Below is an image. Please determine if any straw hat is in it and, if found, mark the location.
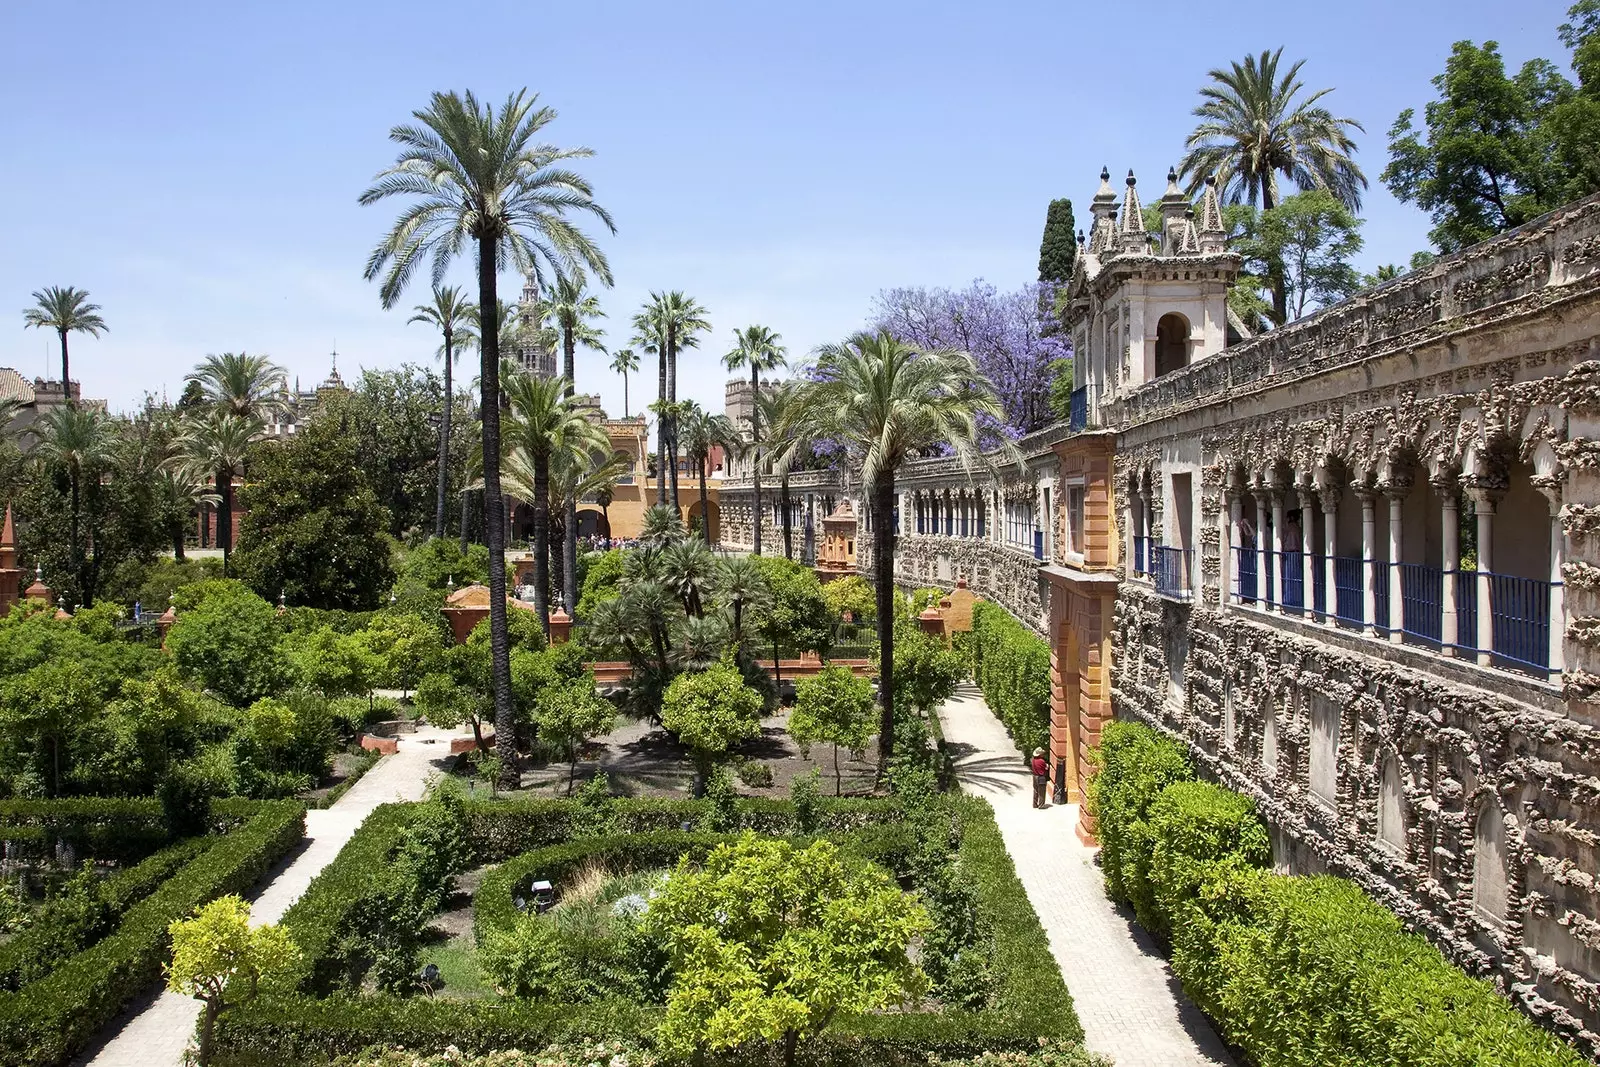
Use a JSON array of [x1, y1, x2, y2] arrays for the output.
[[1032, 748, 1044, 757]]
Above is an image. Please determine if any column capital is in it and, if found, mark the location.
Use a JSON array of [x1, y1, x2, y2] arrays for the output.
[[1465, 484, 1504, 510], [1352, 484, 1381, 506], [1378, 473, 1414, 498], [1318, 485, 1342, 513], [1531, 474, 1564, 509]]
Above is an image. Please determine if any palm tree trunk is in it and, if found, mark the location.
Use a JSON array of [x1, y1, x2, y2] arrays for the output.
[[434, 335, 453, 539], [699, 460, 710, 544], [657, 345, 669, 513], [69, 469, 81, 598], [477, 241, 517, 791], [622, 371, 629, 419], [459, 488, 470, 554], [1261, 185, 1290, 327], [562, 332, 579, 614], [781, 474, 793, 560], [533, 454, 551, 634], [667, 331, 680, 512], [57, 330, 70, 406], [217, 470, 233, 576], [872, 475, 897, 774], [751, 365, 763, 556]]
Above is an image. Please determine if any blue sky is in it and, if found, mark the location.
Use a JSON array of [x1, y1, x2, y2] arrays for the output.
[[0, 0, 1576, 417]]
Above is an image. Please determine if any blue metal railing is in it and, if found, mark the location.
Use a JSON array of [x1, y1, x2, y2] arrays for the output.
[[1134, 536, 1151, 577], [1152, 546, 1192, 600], [1398, 563, 1443, 646], [1312, 553, 1328, 616], [1235, 546, 1259, 603], [1455, 571, 1479, 654], [1033, 528, 1045, 561], [1374, 562, 1391, 635], [1069, 386, 1088, 432], [1333, 556, 1364, 628], [1488, 572, 1553, 670], [1282, 550, 1306, 612]]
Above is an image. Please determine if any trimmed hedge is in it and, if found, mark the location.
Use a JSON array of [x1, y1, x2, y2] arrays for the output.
[[0, 798, 171, 864], [1092, 720, 1585, 1067], [219, 796, 1080, 1066], [1087, 720, 1196, 936], [970, 601, 1051, 755], [0, 835, 211, 991], [0, 799, 305, 1067]]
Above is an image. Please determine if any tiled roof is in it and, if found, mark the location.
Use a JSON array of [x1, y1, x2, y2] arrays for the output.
[[0, 370, 35, 405]]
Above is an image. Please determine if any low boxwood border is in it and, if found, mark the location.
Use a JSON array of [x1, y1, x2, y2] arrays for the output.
[[219, 795, 1080, 1065], [0, 799, 306, 1067]]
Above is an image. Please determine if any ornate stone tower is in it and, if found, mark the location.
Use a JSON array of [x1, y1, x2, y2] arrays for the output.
[[1062, 167, 1241, 425]]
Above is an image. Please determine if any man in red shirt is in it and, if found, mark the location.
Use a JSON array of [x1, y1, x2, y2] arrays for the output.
[[1030, 747, 1049, 809]]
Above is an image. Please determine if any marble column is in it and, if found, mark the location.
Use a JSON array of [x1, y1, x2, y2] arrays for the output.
[[1357, 486, 1378, 636], [1320, 485, 1340, 627]]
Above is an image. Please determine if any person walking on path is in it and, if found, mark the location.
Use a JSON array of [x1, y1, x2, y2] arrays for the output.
[[1030, 747, 1049, 808]]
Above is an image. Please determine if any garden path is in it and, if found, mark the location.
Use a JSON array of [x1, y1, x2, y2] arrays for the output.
[[936, 686, 1235, 1067], [75, 725, 465, 1067]]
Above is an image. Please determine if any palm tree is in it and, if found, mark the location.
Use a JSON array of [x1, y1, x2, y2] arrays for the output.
[[502, 370, 608, 630], [23, 288, 107, 405], [679, 401, 737, 545], [409, 286, 478, 539], [34, 405, 113, 602], [609, 348, 640, 418], [176, 410, 256, 576], [633, 292, 710, 513], [186, 352, 288, 422], [1178, 48, 1365, 325], [538, 271, 608, 616], [361, 89, 614, 788], [797, 330, 1008, 772], [711, 554, 771, 645], [753, 380, 807, 561], [511, 434, 625, 610], [723, 325, 787, 554]]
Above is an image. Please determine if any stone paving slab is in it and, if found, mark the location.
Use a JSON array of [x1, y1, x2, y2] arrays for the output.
[[937, 686, 1235, 1067], [75, 727, 463, 1067]]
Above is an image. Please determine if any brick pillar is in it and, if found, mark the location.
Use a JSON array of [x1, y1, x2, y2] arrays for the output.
[[1047, 587, 1075, 805], [1075, 591, 1113, 846], [0, 505, 19, 619]]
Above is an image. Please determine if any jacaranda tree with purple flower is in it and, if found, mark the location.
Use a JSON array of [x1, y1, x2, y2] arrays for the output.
[[868, 280, 1068, 437]]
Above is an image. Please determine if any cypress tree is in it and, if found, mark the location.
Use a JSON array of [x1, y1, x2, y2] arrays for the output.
[[1037, 199, 1077, 285]]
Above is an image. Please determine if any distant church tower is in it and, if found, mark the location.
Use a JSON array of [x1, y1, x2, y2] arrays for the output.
[[512, 277, 558, 378], [1061, 167, 1241, 426]]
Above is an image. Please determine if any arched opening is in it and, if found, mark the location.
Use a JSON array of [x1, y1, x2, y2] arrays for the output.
[[685, 499, 721, 542], [1378, 754, 1406, 855], [576, 508, 610, 540], [1155, 313, 1191, 378], [1474, 797, 1510, 923]]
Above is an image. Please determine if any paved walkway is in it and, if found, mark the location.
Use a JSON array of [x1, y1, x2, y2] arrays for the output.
[[937, 686, 1234, 1067], [76, 726, 464, 1067]]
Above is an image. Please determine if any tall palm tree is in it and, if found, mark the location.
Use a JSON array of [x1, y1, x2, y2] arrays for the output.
[[514, 435, 626, 612], [23, 287, 107, 404], [176, 410, 257, 576], [754, 380, 805, 560], [797, 330, 1008, 773], [679, 401, 737, 544], [609, 347, 640, 418], [633, 292, 710, 513], [186, 352, 288, 422], [1178, 48, 1365, 325], [502, 370, 608, 631], [723, 325, 787, 556], [628, 320, 665, 505], [539, 271, 608, 615], [361, 89, 614, 788], [409, 286, 478, 540], [34, 405, 114, 602]]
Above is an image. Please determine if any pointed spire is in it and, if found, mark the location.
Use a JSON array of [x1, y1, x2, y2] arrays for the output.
[[1087, 167, 1120, 256], [1119, 170, 1145, 235], [1197, 174, 1227, 253], [1093, 166, 1117, 205], [1179, 208, 1201, 254], [1157, 166, 1191, 255], [0, 506, 14, 570]]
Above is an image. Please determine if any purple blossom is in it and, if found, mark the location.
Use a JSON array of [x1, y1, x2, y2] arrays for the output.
[[868, 279, 1069, 436]]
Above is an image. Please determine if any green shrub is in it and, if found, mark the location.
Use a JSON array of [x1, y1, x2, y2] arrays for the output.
[[0, 798, 172, 864], [0, 800, 304, 1067], [1145, 780, 1270, 940], [1174, 869, 1586, 1067], [735, 761, 773, 789], [1086, 720, 1193, 928], [969, 602, 1051, 756], [0, 837, 209, 992]]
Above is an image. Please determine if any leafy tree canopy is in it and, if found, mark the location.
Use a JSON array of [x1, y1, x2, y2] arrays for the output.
[[1234, 190, 1364, 320], [660, 660, 763, 770], [1384, 4, 1600, 251], [233, 400, 397, 610], [1037, 198, 1078, 285], [167, 895, 298, 1067], [644, 834, 930, 1064], [166, 581, 284, 708]]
